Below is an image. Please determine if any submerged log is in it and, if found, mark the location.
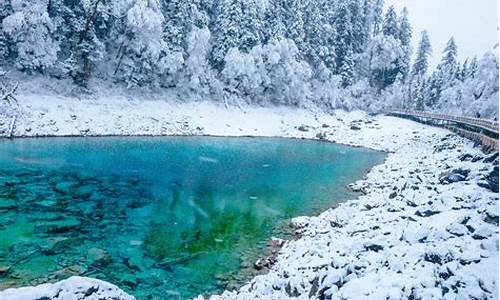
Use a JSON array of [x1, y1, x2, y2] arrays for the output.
[[157, 252, 206, 269]]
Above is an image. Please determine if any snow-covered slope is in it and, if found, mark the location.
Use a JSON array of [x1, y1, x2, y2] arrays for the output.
[[0, 95, 498, 300]]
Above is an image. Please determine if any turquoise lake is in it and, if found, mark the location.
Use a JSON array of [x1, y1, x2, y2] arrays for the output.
[[0, 136, 385, 299]]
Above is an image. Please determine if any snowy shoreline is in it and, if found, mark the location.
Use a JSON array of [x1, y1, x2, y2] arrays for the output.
[[0, 95, 498, 300]]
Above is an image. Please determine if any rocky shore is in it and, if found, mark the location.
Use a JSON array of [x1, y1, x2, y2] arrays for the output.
[[205, 129, 499, 300], [0, 95, 498, 299]]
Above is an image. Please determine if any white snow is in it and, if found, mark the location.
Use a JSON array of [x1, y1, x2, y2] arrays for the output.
[[0, 93, 498, 300], [0, 276, 135, 300]]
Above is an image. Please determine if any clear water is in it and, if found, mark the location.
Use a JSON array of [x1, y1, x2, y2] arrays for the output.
[[0, 136, 385, 299]]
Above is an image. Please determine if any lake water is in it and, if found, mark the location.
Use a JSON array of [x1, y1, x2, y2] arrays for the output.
[[0, 136, 385, 299]]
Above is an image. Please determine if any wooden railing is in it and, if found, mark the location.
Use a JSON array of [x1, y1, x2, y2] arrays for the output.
[[386, 110, 499, 151]]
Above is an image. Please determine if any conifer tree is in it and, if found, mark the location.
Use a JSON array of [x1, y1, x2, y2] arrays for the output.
[[284, 0, 306, 53], [361, 0, 373, 39], [163, 0, 193, 54], [371, 0, 384, 35], [211, 0, 243, 69], [303, 0, 335, 68], [340, 46, 355, 87], [467, 56, 478, 78], [382, 5, 398, 38], [333, 0, 353, 80], [264, 0, 286, 42], [349, 0, 366, 54], [398, 7, 412, 80], [411, 30, 432, 77], [430, 37, 459, 108], [239, 0, 263, 53], [437, 37, 459, 80], [66, 0, 110, 86]]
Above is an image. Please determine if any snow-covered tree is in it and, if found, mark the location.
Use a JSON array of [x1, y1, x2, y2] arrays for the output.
[[429, 37, 459, 108], [381, 73, 407, 109], [440, 52, 499, 118], [361, 0, 373, 39], [310, 62, 343, 109], [0, 0, 13, 62], [382, 5, 398, 38], [371, 0, 384, 36], [349, 0, 367, 54], [263, 39, 312, 106], [466, 56, 478, 78], [398, 7, 412, 80], [469, 52, 499, 118], [264, 0, 286, 42], [182, 26, 218, 97], [162, 0, 193, 54], [2, 0, 59, 71], [436, 37, 459, 84], [222, 38, 312, 106], [63, 0, 111, 86], [211, 0, 244, 69], [333, 0, 354, 84], [222, 45, 266, 100], [284, 0, 306, 53], [411, 30, 431, 77], [339, 46, 355, 87], [113, 0, 180, 87], [363, 34, 404, 90], [239, 0, 263, 53], [365, 4, 403, 87], [413, 76, 427, 110], [303, 0, 335, 69]]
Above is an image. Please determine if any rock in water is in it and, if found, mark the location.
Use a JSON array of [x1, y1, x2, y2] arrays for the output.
[[87, 248, 112, 266], [35, 217, 81, 234], [0, 276, 135, 300], [0, 265, 10, 276]]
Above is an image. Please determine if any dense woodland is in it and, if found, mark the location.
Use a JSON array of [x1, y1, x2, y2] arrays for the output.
[[0, 0, 498, 118]]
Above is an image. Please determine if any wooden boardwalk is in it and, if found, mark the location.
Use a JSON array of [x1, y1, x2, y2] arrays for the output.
[[387, 110, 499, 151]]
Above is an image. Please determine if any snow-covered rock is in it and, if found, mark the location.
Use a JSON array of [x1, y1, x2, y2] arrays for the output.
[[0, 276, 135, 300]]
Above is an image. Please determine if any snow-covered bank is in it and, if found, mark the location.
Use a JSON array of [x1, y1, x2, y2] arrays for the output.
[[0, 94, 498, 300]]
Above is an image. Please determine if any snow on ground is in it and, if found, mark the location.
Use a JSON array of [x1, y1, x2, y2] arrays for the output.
[[0, 93, 498, 300]]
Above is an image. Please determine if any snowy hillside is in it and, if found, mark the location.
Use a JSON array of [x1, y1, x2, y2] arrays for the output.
[[0, 0, 498, 117]]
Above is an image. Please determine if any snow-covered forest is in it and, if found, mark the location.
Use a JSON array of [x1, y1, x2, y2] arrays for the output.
[[0, 0, 498, 118]]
